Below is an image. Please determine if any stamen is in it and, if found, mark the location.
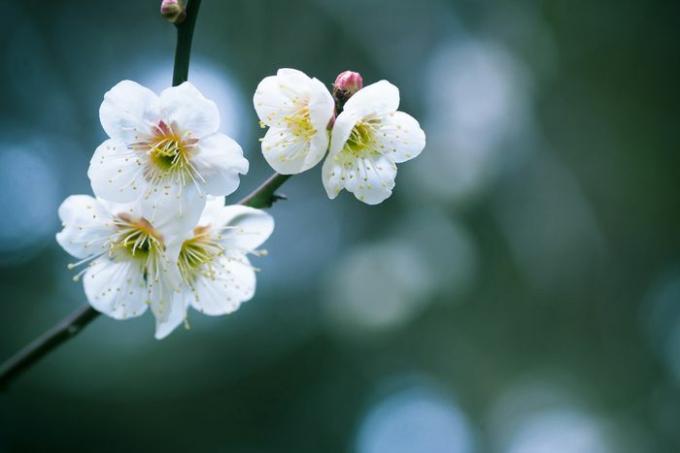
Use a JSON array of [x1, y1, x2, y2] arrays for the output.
[[132, 121, 204, 191], [283, 105, 315, 140]]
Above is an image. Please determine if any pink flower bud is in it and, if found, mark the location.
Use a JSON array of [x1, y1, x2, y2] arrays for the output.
[[332, 70, 364, 114], [333, 70, 363, 95], [160, 0, 186, 24]]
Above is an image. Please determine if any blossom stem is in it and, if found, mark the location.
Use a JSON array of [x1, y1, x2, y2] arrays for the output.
[[0, 305, 98, 389], [172, 0, 201, 86], [237, 173, 291, 208]]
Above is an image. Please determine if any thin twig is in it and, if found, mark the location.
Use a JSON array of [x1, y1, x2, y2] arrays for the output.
[[172, 0, 201, 86], [0, 305, 98, 389], [237, 173, 291, 208]]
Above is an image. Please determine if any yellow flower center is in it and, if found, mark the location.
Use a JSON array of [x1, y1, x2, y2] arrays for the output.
[[284, 106, 316, 140], [132, 120, 200, 186], [178, 225, 224, 284], [342, 118, 380, 158], [112, 213, 165, 261]]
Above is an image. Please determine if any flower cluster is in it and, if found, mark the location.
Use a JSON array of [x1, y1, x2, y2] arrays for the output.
[[57, 81, 272, 338], [254, 69, 426, 204], [57, 69, 426, 339]]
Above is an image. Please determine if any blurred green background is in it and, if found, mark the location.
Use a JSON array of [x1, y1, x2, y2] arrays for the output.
[[1, 0, 679, 451]]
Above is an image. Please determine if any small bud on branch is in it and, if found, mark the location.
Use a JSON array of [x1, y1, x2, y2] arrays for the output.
[[161, 0, 186, 24]]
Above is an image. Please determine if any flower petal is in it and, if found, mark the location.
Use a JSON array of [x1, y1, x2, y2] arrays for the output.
[[141, 183, 206, 240], [88, 139, 146, 203], [321, 153, 343, 200], [99, 80, 159, 144], [159, 82, 220, 138], [308, 77, 335, 133], [83, 259, 148, 320], [343, 80, 400, 117], [328, 109, 361, 155], [324, 154, 397, 205], [253, 75, 298, 128], [153, 295, 187, 340], [276, 68, 313, 93], [338, 154, 397, 205], [261, 127, 326, 174], [193, 133, 249, 196], [148, 263, 186, 339], [56, 195, 115, 259], [212, 205, 274, 252], [189, 252, 256, 316], [196, 195, 227, 226], [375, 111, 426, 163]]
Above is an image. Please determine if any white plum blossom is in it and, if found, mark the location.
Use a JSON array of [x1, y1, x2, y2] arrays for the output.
[[323, 80, 426, 204], [253, 68, 334, 174], [176, 197, 274, 317], [89, 80, 249, 231], [56, 195, 189, 339]]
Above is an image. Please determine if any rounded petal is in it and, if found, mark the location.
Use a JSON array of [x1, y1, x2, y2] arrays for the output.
[[261, 127, 327, 174], [148, 263, 186, 339], [153, 295, 187, 340], [253, 75, 298, 128], [99, 197, 145, 220], [159, 82, 220, 138], [56, 195, 115, 259], [88, 139, 146, 203], [329, 109, 361, 155], [211, 205, 274, 252], [375, 111, 426, 163], [193, 133, 249, 196], [308, 77, 335, 132], [321, 153, 343, 200], [99, 80, 159, 144], [344, 154, 397, 205], [141, 184, 206, 240], [196, 196, 226, 226], [83, 259, 148, 320], [189, 252, 256, 316], [347, 156, 397, 204], [343, 80, 400, 117], [276, 68, 313, 93]]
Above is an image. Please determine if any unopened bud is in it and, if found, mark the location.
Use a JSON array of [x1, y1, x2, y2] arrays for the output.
[[334, 71, 363, 94], [332, 70, 363, 114], [161, 0, 186, 24]]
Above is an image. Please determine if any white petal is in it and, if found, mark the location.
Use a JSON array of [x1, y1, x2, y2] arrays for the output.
[[375, 111, 426, 163], [148, 263, 186, 339], [193, 133, 248, 196], [308, 77, 335, 132], [344, 154, 397, 205], [189, 252, 256, 316], [343, 80, 400, 117], [141, 184, 205, 240], [212, 205, 274, 252], [261, 127, 326, 174], [321, 153, 343, 200], [329, 109, 361, 155], [99, 80, 159, 144], [253, 75, 298, 128], [56, 195, 115, 259], [159, 82, 220, 139], [277, 68, 313, 93], [88, 139, 146, 203], [153, 294, 187, 339], [83, 259, 148, 320], [99, 197, 144, 220], [197, 195, 226, 226]]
